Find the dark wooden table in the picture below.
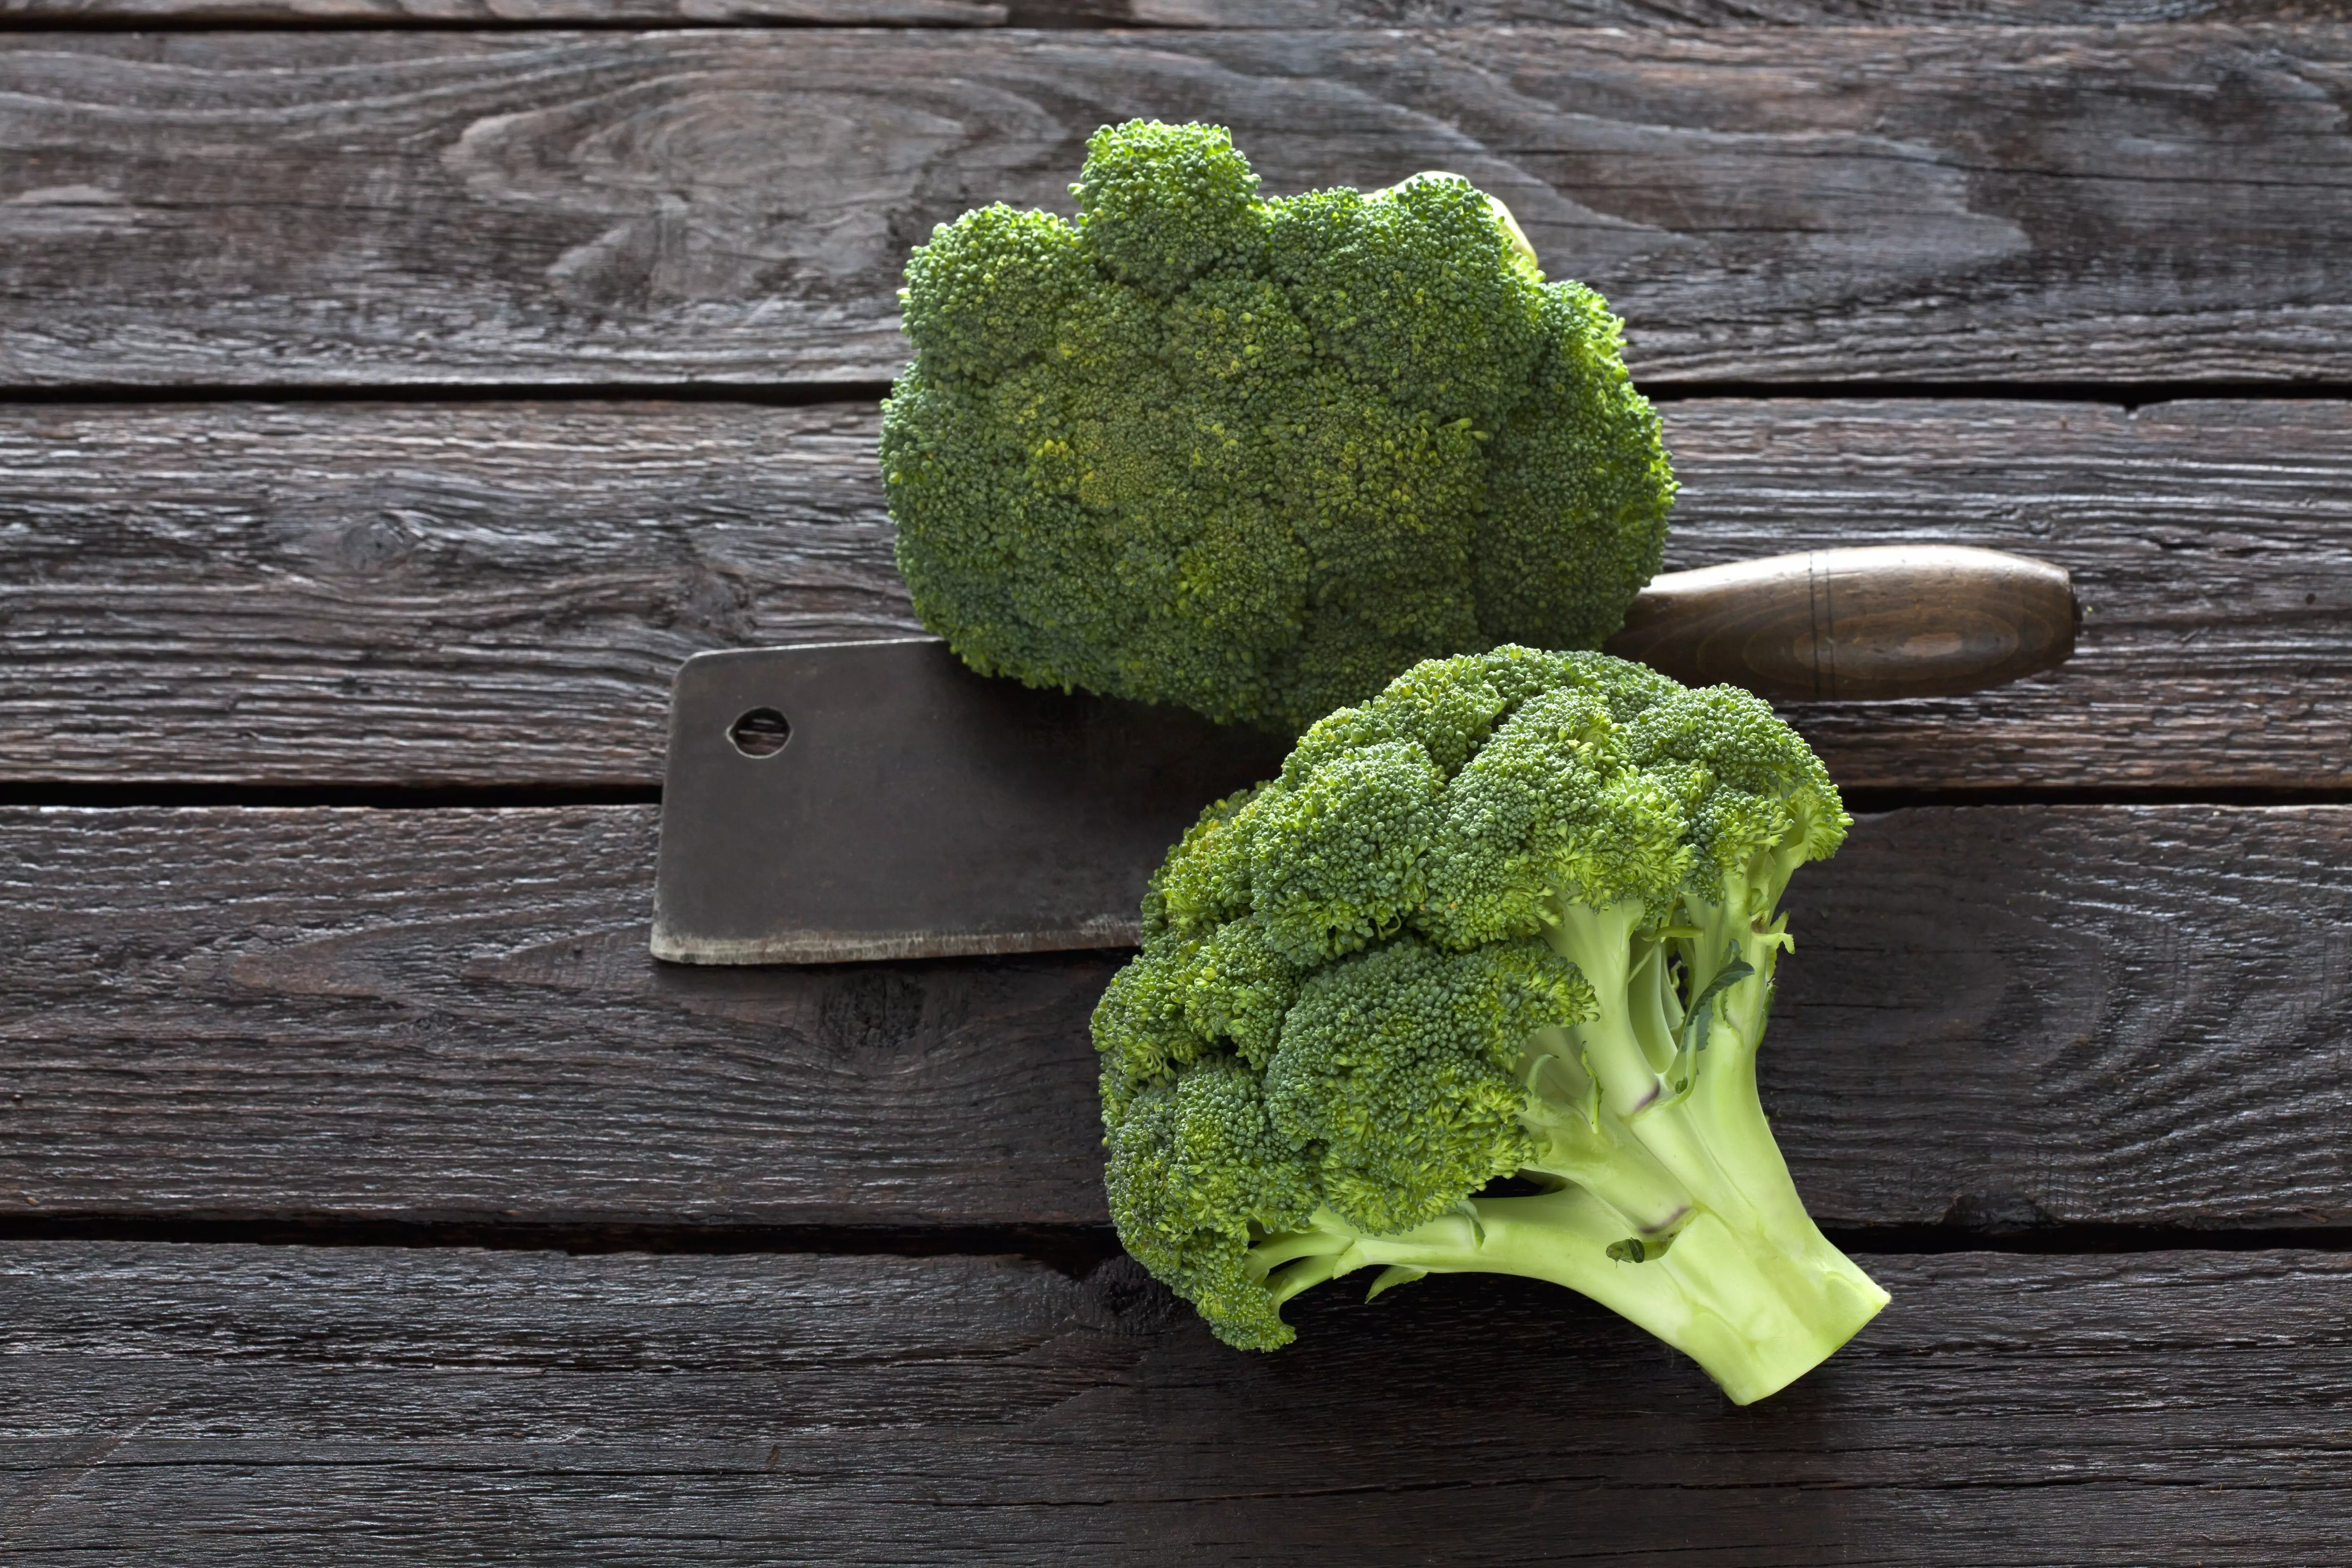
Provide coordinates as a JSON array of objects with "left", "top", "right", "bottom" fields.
[{"left": 5, "top": 3, "right": 2351, "bottom": 1561}]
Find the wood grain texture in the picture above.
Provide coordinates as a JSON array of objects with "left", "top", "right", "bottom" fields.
[
  {"left": 0, "top": 402, "right": 907, "bottom": 789},
  {"left": 6, "top": 397, "right": 2348, "bottom": 789},
  {"left": 5, "top": 27, "right": 2351, "bottom": 387},
  {"left": 4, "top": 1240, "right": 2350, "bottom": 1562},
  {"left": 11, "top": 0, "right": 2341, "bottom": 24},
  {"left": 0, "top": 0, "right": 1013, "bottom": 18},
  {"left": 1665, "top": 398, "right": 2352, "bottom": 787},
  {"left": 5, "top": 802, "right": 2348, "bottom": 1231}
]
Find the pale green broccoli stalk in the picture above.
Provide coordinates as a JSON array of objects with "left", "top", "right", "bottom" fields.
[
  {"left": 882, "top": 120, "right": 1675, "bottom": 733},
  {"left": 1093, "top": 646, "right": 1887, "bottom": 1405}
]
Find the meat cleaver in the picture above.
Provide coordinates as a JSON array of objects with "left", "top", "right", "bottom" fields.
[{"left": 651, "top": 545, "right": 2074, "bottom": 965}]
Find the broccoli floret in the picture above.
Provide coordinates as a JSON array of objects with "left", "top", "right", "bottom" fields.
[
  {"left": 1093, "top": 647, "right": 1888, "bottom": 1405},
  {"left": 882, "top": 121, "right": 1675, "bottom": 732}
]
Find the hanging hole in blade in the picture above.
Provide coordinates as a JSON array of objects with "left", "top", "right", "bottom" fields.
[{"left": 728, "top": 707, "right": 792, "bottom": 758}]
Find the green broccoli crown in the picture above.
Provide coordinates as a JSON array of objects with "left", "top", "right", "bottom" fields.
[
  {"left": 882, "top": 120, "right": 1676, "bottom": 732},
  {"left": 1093, "top": 647, "right": 1870, "bottom": 1382}
]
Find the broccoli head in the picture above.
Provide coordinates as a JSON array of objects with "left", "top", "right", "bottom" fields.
[
  {"left": 1093, "top": 646, "right": 1888, "bottom": 1404},
  {"left": 882, "top": 121, "right": 1676, "bottom": 732}
]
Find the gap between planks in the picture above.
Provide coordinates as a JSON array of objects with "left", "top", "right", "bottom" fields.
[
  {"left": 1, "top": 379, "right": 2349, "bottom": 405},
  {"left": 8, "top": 1212, "right": 2352, "bottom": 1261},
  {"left": 18, "top": 783, "right": 2352, "bottom": 812}
]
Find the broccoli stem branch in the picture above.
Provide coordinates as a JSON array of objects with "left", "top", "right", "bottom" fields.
[
  {"left": 1519, "top": 1030, "right": 1694, "bottom": 1238},
  {"left": 1233, "top": 815, "right": 1883, "bottom": 1399},
  {"left": 1548, "top": 899, "right": 1664, "bottom": 1120},
  {"left": 1399, "top": 876, "right": 1889, "bottom": 1401},
  {"left": 1676, "top": 862, "right": 1852, "bottom": 1264},
  {"left": 1373, "top": 1194, "right": 1881, "bottom": 1401},
  {"left": 1283, "top": 1185, "right": 1885, "bottom": 1406},
  {"left": 1546, "top": 899, "right": 1759, "bottom": 1230}
]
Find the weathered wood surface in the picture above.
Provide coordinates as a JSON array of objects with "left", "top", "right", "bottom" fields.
[
  {"left": 0, "top": 402, "right": 904, "bottom": 789},
  {"left": 1670, "top": 398, "right": 2352, "bottom": 788},
  {"left": 2, "top": 10, "right": 2339, "bottom": 1560},
  {"left": 5, "top": 398, "right": 2345, "bottom": 789},
  {"left": 6, "top": 802, "right": 2347, "bottom": 1231},
  {"left": 10, "top": 0, "right": 2334, "bottom": 25},
  {"left": 0, "top": 0, "right": 1015, "bottom": 18},
  {"left": 0, "top": 0, "right": 1020, "bottom": 16},
  {"left": 5, "top": 28, "right": 2351, "bottom": 387},
  {"left": 4, "top": 1240, "right": 2349, "bottom": 1562}
]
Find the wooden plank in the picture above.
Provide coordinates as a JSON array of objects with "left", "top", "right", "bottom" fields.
[
  {"left": 5, "top": 802, "right": 2349, "bottom": 1231},
  {"left": 0, "top": 0, "right": 2307, "bottom": 26},
  {"left": 1667, "top": 397, "right": 2352, "bottom": 789},
  {"left": 4, "top": 27, "right": 2350, "bottom": 387},
  {"left": 0, "top": 0, "right": 1014, "bottom": 19},
  {"left": 3, "top": 1240, "right": 2349, "bottom": 1562},
  {"left": 0, "top": 402, "right": 908, "bottom": 789},
  {"left": 5, "top": 397, "right": 2347, "bottom": 790}
]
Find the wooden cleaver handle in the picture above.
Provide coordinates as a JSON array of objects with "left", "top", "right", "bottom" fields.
[{"left": 1602, "top": 545, "right": 2076, "bottom": 702}]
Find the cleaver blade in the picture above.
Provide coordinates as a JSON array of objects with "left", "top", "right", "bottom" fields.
[
  {"left": 651, "top": 547, "right": 2078, "bottom": 965},
  {"left": 650, "top": 638, "right": 1293, "bottom": 965}
]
